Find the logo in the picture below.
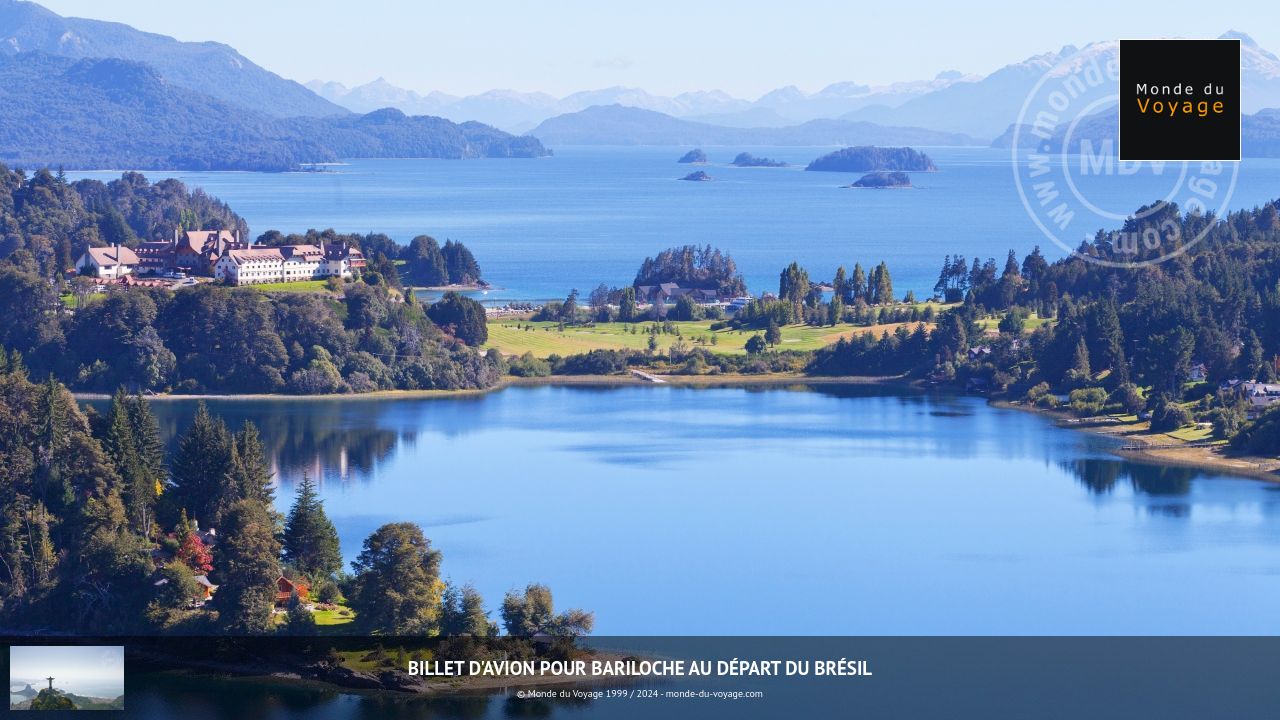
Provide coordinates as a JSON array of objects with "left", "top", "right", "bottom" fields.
[{"left": 1011, "top": 42, "right": 1240, "bottom": 268}]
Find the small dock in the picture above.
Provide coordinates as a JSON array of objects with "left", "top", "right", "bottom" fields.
[{"left": 629, "top": 369, "right": 667, "bottom": 384}]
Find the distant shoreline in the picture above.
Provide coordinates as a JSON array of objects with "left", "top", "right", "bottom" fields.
[
  {"left": 72, "top": 374, "right": 1280, "bottom": 484},
  {"left": 71, "top": 372, "right": 906, "bottom": 402}
]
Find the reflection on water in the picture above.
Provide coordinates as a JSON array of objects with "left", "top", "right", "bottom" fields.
[
  {"left": 92, "top": 385, "right": 1280, "bottom": 635},
  {"left": 1062, "top": 458, "right": 1196, "bottom": 496}
]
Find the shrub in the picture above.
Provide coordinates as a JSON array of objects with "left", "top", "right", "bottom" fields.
[
  {"left": 1150, "top": 400, "right": 1193, "bottom": 432},
  {"left": 1024, "top": 381, "right": 1052, "bottom": 404},
  {"left": 1068, "top": 387, "right": 1107, "bottom": 417},
  {"left": 1109, "top": 383, "right": 1144, "bottom": 414}
]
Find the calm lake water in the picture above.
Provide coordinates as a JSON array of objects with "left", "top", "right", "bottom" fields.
[
  {"left": 110, "top": 385, "right": 1280, "bottom": 636},
  {"left": 68, "top": 148, "right": 1280, "bottom": 303}
]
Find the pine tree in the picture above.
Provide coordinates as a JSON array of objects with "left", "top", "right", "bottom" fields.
[
  {"left": 229, "top": 422, "right": 274, "bottom": 506},
  {"left": 1070, "top": 337, "right": 1092, "bottom": 380},
  {"left": 213, "top": 498, "right": 281, "bottom": 633},
  {"left": 104, "top": 389, "right": 159, "bottom": 537},
  {"left": 618, "top": 287, "right": 637, "bottom": 322},
  {"left": 441, "top": 581, "right": 492, "bottom": 636},
  {"left": 833, "top": 266, "right": 848, "bottom": 303},
  {"left": 850, "top": 263, "right": 867, "bottom": 303},
  {"left": 168, "top": 402, "right": 232, "bottom": 530},
  {"left": 1239, "top": 329, "right": 1265, "bottom": 380},
  {"left": 283, "top": 474, "right": 342, "bottom": 582},
  {"left": 827, "top": 296, "right": 843, "bottom": 326},
  {"left": 125, "top": 394, "right": 164, "bottom": 537},
  {"left": 26, "top": 501, "right": 55, "bottom": 587},
  {"left": 872, "top": 262, "right": 894, "bottom": 305},
  {"left": 764, "top": 321, "right": 782, "bottom": 347}
]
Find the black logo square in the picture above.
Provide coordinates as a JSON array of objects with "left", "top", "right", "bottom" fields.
[{"left": 1119, "top": 39, "right": 1240, "bottom": 161}]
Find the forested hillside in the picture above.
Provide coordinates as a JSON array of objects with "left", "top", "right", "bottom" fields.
[
  {"left": 809, "top": 197, "right": 1280, "bottom": 450},
  {"left": 0, "top": 167, "right": 500, "bottom": 395},
  {"left": 0, "top": 54, "right": 549, "bottom": 171},
  {"left": 0, "top": 0, "right": 344, "bottom": 117}
]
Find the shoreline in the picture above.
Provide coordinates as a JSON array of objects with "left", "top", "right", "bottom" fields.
[
  {"left": 992, "top": 398, "right": 1280, "bottom": 483},
  {"left": 71, "top": 372, "right": 909, "bottom": 402},
  {"left": 73, "top": 374, "right": 1279, "bottom": 483}
]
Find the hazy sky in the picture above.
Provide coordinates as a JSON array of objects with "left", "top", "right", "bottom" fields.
[
  {"left": 9, "top": 646, "right": 124, "bottom": 694},
  {"left": 33, "top": 0, "right": 1280, "bottom": 97}
]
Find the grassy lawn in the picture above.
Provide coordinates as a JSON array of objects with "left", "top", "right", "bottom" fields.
[
  {"left": 313, "top": 605, "right": 356, "bottom": 627},
  {"left": 247, "top": 280, "right": 331, "bottom": 293},
  {"left": 974, "top": 312, "right": 1053, "bottom": 333},
  {"left": 60, "top": 292, "right": 105, "bottom": 309},
  {"left": 487, "top": 319, "right": 931, "bottom": 358},
  {"left": 1166, "top": 425, "right": 1216, "bottom": 442}
]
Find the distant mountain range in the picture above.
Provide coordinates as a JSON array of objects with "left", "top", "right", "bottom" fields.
[
  {"left": 992, "top": 106, "right": 1280, "bottom": 158},
  {"left": 0, "top": 0, "right": 344, "bottom": 118},
  {"left": 312, "top": 32, "right": 1280, "bottom": 141},
  {"left": 307, "top": 73, "right": 975, "bottom": 133},
  {"left": 0, "top": 53, "right": 547, "bottom": 171},
  {"left": 529, "top": 105, "right": 977, "bottom": 147}
]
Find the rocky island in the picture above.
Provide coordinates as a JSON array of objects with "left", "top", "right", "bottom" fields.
[
  {"left": 677, "top": 148, "right": 708, "bottom": 163},
  {"left": 849, "top": 171, "right": 913, "bottom": 188},
  {"left": 731, "top": 152, "right": 787, "bottom": 167},
  {"left": 806, "top": 146, "right": 936, "bottom": 173},
  {"left": 680, "top": 170, "right": 713, "bottom": 181}
]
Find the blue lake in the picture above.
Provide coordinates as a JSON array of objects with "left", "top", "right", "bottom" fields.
[
  {"left": 123, "top": 385, "right": 1280, "bottom": 636},
  {"left": 68, "top": 148, "right": 1280, "bottom": 302}
]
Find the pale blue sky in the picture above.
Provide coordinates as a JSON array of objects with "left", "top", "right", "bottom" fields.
[
  {"left": 9, "top": 645, "right": 124, "bottom": 694},
  {"left": 35, "top": 0, "right": 1280, "bottom": 97}
]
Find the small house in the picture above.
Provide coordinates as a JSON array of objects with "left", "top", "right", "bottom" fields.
[
  {"left": 275, "top": 575, "right": 310, "bottom": 606},
  {"left": 193, "top": 574, "right": 218, "bottom": 601}
]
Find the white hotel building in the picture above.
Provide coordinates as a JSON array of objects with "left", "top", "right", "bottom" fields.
[{"left": 213, "top": 242, "right": 365, "bottom": 285}]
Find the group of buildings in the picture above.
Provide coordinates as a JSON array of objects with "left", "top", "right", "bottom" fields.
[
  {"left": 74, "top": 229, "right": 366, "bottom": 286},
  {"left": 634, "top": 283, "right": 721, "bottom": 305}
]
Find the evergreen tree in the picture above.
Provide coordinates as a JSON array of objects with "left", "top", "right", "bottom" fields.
[
  {"left": 404, "top": 235, "right": 449, "bottom": 286},
  {"left": 1070, "top": 337, "right": 1092, "bottom": 380},
  {"left": 501, "top": 583, "right": 594, "bottom": 637},
  {"left": 284, "top": 591, "right": 317, "bottom": 635},
  {"left": 229, "top": 422, "right": 274, "bottom": 506},
  {"left": 213, "top": 498, "right": 281, "bottom": 634},
  {"left": 618, "top": 287, "right": 638, "bottom": 322},
  {"left": 283, "top": 474, "right": 342, "bottom": 581},
  {"left": 440, "top": 581, "right": 492, "bottom": 636},
  {"left": 850, "top": 263, "right": 867, "bottom": 303},
  {"left": 827, "top": 296, "right": 844, "bottom": 326},
  {"left": 833, "top": 266, "right": 848, "bottom": 304},
  {"left": 778, "top": 262, "right": 810, "bottom": 313},
  {"left": 125, "top": 394, "right": 164, "bottom": 536},
  {"left": 1239, "top": 329, "right": 1266, "bottom": 380},
  {"left": 764, "top": 321, "right": 782, "bottom": 348},
  {"left": 168, "top": 402, "right": 232, "bottom": 529},
  {"left": 870, "top": 262, "right": 894, "bottom": 305}
]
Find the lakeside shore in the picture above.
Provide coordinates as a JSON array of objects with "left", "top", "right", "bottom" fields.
[
  {"left": 74, "top": 373, "right": 1280, "bottom": 483},
  {"left": 71, "top": 372, "right": 906, "bottom": 402},
  {"left": 993, "top": 399, "right": 1280, "bottom": 483}
]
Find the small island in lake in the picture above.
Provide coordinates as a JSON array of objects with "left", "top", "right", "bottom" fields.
[
  {"left": 806, "top": 146, "right": 937, "bottom": 173},
  {"left": 681, "top": 171, "right": 713, "bottom": 181},
  {"left": 731, "top": 152, "right": 787, "bottom": 167},
  {"left": 677, "top": 148, "right": 707, "bottom": 163},
  {"left": 849, "top": 171, "right": 913, "bottom": 188}
]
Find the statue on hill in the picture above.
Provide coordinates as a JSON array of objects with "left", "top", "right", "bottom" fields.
[{"left": 30, "top": 687, "right": 75, "bottom": 711}]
